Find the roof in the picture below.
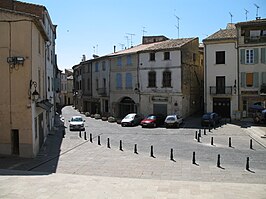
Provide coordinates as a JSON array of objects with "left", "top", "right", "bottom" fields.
[
  {"left": 108, "top": 37, "right": 195, "bottom": 56},
  {"left": 203, "top": 28, "right": 237, "bottom": 42},
  {"left": 236, "top": 18, "right": 266, "bottom": 27}
]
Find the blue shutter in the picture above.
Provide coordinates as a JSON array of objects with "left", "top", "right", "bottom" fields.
[
  {"left": 253, "top": 72, "right": 259, "bottom": 88},
  {"left": 261, "top": 72, "right": 266, "bottom": 84},
  {"left": 125, "top": 73, "right": 132, "bottom": 88},
  {"left": 127, "top": 55, "right": 132, "bottom": 65},
  {"left": 240, "top": 49, "right": 245, "bottom": 64},
  {"left": 116, "top": 73, "right": 122, "bottom": 89},
  {"left": 241, "top": 72, "right": 246, "bottom": 87}
]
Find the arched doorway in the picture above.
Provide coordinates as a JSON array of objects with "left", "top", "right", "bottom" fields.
[{"left": 119, "top": 97, "right": 136, "bottom": 118}]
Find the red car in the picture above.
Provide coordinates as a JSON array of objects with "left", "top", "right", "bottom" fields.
[{"left": 140, "top": 114, "right": 166, "bottom": 128}]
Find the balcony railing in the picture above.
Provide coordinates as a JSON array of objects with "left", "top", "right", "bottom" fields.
[
  {"left": 97, "top": 88, "right": 107, "bottom": 96},
  {"left": 210, "top": 86, "right": 233, "bottom": 95}
]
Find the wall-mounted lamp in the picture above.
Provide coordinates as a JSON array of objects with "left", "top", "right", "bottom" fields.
[
  {"left": 233, "top": 80, "right": 237, "bottom": 94},
  {"left": 7, "top": 56, "right": 25, "bottom": 69},
  {"left": 29, "top": 80, "right": 39, "bottom": 101}
]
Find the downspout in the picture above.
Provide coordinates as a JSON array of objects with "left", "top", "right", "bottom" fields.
[
  {"left": 137, "top": 52, "right": 141, "bottom": 114},
  {"left": 8, "top": 22, "right": 12, "bottom": 127},
  {"left": 236, "top": 28, "right": 240, "bottom": 112},
  {"left": 203, "top": 43, "right": 207, "bottom": 113}
]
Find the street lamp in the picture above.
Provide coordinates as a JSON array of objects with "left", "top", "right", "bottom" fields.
[{"left": 29, "top": 80, "right": 39, "bottom": 101}]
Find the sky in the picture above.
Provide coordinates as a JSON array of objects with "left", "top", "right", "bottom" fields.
[{"left": 26, "top": 0, "right": 266, "bottom": 70}]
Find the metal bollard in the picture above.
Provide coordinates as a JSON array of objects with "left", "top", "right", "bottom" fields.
[
  {"left": 150, "top": 145, "right": 154, "bottom": 157},
  {"left": 84, "top": 132, "right": 87, "bottom": 140},
  {"left": 246, "top": 157, "right": 250, "bottom": 171},
  {"left": 211, "top": 137, "right": 214, "bottom": 146},
  {"left": 79, "top": 130, "right": 82, "bottom": 138},
  {"left": 197, "top": 134, "right": 200, "bottom": 142},
  {"left": 107, "top": 138, "right": 110, "bottom": 148},
  {"left": 134, "top": 144, "right": 138, "bottom": 154},
  {"left": 204, "top": 128, "right": 206, "bottom": 135},
  {"left": 208, "top": 124, "right": 211, "bottom": 132},
  {"left": 119, "top": 140, "right": 123, "bottom": 151},
  {"left": 170, "top": 148, "right": 174, "bottom": 161},
  {"left": 198, "top": 129, "right": 201, "bottom": 137},
  {"left": 250, "top": 139, "right": 253, "bottom": 150},
  {"left": 195, "top": 131, "right": 198, "bottom": 140},
  {"left": 98, "top": 135, "right": 101, "bottom": 145},
  {"left": 192, "top": 151, "right": 196, "bottom": 164},
  {"left": 229, "top": 137, "right": 232, "bottom": 147},
  {"left": 89, "top": 133, "right": 92, "bottom": 142},
  {"left": 217, "top": 154, "right": 221, "bottom": 168}
]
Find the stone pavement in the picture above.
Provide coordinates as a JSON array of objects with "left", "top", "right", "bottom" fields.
[{"left": 1, "top": 107, "right": 266, "bottom": 198}]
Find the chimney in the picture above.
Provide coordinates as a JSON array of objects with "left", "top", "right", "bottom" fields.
[{"left": 114, "top": 45, "right": 116, "bottom": 53}]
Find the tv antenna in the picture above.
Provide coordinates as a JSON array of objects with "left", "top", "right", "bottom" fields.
[
  {"left": 254, "top": 4, "right": 260, "bottom": 18},
  {"left": 126, "top": 33, "right": 135, "bottom": 47},
  {"left": 229, "top": 12, "right": 233, "bottom": 23},
  {"left": 244, "top": 9, "right": 249, "bottom": 21},
  {"left": 142, "top": 26, "right": 147, "bottom": 36},
  {"left": 125, "top": 36, "right": 130, "bottom": 48},
  {"left": 119, "top": 43, "right": 125, "bottom": 50},
  {"left": 174, "top": 15, "right": 180, "bottom": 38}
]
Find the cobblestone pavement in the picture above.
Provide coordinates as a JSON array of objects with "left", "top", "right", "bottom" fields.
[{"left": 1, "top": 106, "right": 266, "bottom": 198}]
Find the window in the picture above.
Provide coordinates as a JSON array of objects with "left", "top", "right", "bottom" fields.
[
  {"left": 162, "top": 71, "right": 171, "bottom": 87},
  {"left": 241, "top": 72, "right": 259, "bottom": 88},
  {"left": 149, "top": 53, "right": 155, "bottom": 61},
  {"left": 117, "top": 57, "right": 122, "bottom": 66},
  {"left": 116, "top": 73, "right": 122, "bottom": 89},
  {"left": 125, "top": 73, "right": 132, "bottom": 89},
  {"left": 102, "top": 61, "right": 106, "bottom": 71},
  {"left": 148, "top": 71, "right": 156, "bottom": 87},
  {"left": 246, "top": 49, "right": 254, "bottom": 64},
  {"left": 216, "top": 51, "right": 225, "bottom": 64},
  {"left": 164, "top": 52, "right": 170, "bottom": 60},
  {"left": 126, "top": 55, "right": 132, "bottom": 65},
  {"left": 95, "top": 62, "right": 99, "bottom": 72},
  {"left": 96, "top": 79, "right": 98, "bottom": 90},
  {"left": 87, "top": 78, "right": 90, "bottom": 91}
]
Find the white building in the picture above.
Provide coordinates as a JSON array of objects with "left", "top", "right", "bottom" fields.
[{"left": 203, "top": 24, "right": 238, "bottom": 119}]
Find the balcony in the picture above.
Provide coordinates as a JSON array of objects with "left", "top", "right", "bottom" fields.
[
  {"left": 97, "top": 88, "right": 107, "bottom": 96},
  {"left": 210, "top": 86, "right": 233, "bottom": 95}
]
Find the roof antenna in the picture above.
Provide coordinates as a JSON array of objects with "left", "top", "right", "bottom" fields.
[
  {"left": 174, "top": 9, "right": 180, "bottom": 39},
  {"left": 254, "top": 4, "right": 260, "bottom": 19},
  {"left": 229, "top": 12, "right": 233, "bottom": 24},
  {"left": 244, "top": 9, "right": 249, "bottom": 21},
  {"left": 126, "top": 33, "right": 135, "bottom": 47},
  {"left": 142, "top": 26, "right": 147, "bottom": 37}
]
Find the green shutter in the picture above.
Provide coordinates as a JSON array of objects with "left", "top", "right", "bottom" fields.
[
  {"left": 241, "top": 72, "right": 246, "bottom": 87},
  {"left": 254, "top": 48, "right": 259, "bottom": 64},
  {"left": 262, "top": 48, "right": 266, "bottom": 64},
  {"left": 253, "top": 72, "right": 259, "bottom": 88},
  {"left": 262, "top": 72, "right": 266, "bottom": 84},
  {"left": 240, "top": 49, "right": 245, "bottom": 64}
]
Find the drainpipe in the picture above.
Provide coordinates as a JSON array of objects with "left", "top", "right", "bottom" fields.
[
  {"left": 203, "top": 43, "right": 207, "bottom": 113},
  {"left": 8, "top": 22, "right": 12, "bottom": 127}
]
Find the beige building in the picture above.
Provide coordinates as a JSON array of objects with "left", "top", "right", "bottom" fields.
[{"left": 0, "top": 1, "right": 55, "bottom": 157}]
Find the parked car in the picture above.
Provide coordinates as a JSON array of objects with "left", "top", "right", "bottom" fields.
[
  {"left": 164, "top": 114, "right": 183, "bottom": 128},
  {"left": 201, "top": 112, "right": 221, "bottom": 127},
  {"left": 121, "top": 113, "right": 143, "bottom": 127},
  {"left": 140, "top": 114, "right": 166, "bottom": 128},
  {"left": 69, "top": 116, "right": 85, "bottom": 131}
]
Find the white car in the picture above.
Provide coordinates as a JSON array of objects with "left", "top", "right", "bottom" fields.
[
  {"left": 69, "top": 116, "right": 85, "bottom": 131},
  {"left": 164, "top": 115, "right": 183, "bottom": 128},
  {"left": 121, "top": 113, "right": 143, "bottom": 127}
]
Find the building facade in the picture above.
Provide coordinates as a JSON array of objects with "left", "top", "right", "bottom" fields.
[
  {"left": 236, "top": 18, "right": 266, "bottom": 118},
  {"left": 203, "top": 24, "right": 238, "bottom": 119},
  {"left": 0, "top": 0, "right": 56, "bottom": 157}
]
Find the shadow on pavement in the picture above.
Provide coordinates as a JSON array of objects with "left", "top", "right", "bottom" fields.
[{"left": 0, "top": 111, "right": 65, "bottom": 175}]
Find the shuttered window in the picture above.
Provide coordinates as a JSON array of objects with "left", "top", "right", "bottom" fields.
[
  {"left": 246, "top": 73, "right": 253, "bottom": 87},
  {"left": 148, "top": 71, "right": 156, "bottom": 87},
  {"left": 262, "top": 48, "right": 266, "bottom": 64},
  {"left": 116, "top": 73, "right": 122, "bottom": 89},
  {"left": 125, "top": 73, "right": 132, "bottom": 89}
]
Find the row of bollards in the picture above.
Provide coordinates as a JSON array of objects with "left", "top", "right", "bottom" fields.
[
  {"left": 195, "top": 130, "right": 254, "bottom": 149},
  {"left": 82, "top": 133, "right": 253, "bottom": 171}
]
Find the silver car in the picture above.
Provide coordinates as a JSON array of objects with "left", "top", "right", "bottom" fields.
[{"left": 164, "top": 115, "right": 183, "bottom": 128}]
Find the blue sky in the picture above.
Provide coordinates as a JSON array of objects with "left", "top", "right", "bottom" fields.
[{"left": 26, "top": 0, "right": 266, "bottom": 70}]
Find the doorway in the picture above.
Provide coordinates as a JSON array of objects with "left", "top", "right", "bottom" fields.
[
  {"left": 216, "top": 76, "right": 225, "bottom": 94},
  {"left": 11, "top": 129, "right": 19, "bottom": 155}
]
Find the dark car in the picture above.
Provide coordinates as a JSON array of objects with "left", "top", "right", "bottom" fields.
[
  {"left": 140, "top": 114, "right": 166, "bottom": 128},
  {"left": 201, "top": 112, "right": 221, "bottom": 127}
]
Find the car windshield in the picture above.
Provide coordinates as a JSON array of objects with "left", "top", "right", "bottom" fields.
[
  {"left": 166, "top": 116, "right": 175, "bottom": 121},
  {"left": 124, "top": 115, "right": 134, "bottom": 119},
  {"left": 202, "top": 114, "right": 211, "bottom": 119},
  {"left": 71, "top": 117, "right": 83, "bottom": 122},
  {"left": 146, "top": 115, "right": 156, "bottom": 120}
]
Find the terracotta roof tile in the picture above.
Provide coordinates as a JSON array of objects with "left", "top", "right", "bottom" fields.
[{"left": 203, "top": 29, "right": 237, "bottom": 42}]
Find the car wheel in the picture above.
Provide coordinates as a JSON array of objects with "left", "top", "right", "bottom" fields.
[{"left": 153, "top": 123, "right": 156, "bottom": 128}]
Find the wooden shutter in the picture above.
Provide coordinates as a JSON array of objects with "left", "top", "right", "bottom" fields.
[
  {"left": 246, "top": 73, "right": 253, "bottom": 87},
  {"left": 261, "top": 72, "right": 266, "bottom": 84},
  {"left": 254, "top": 48, "right": 259, "bottom": 64},
  {"left": 240, "top": 49, "right": 245, "bottom": 64}
]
